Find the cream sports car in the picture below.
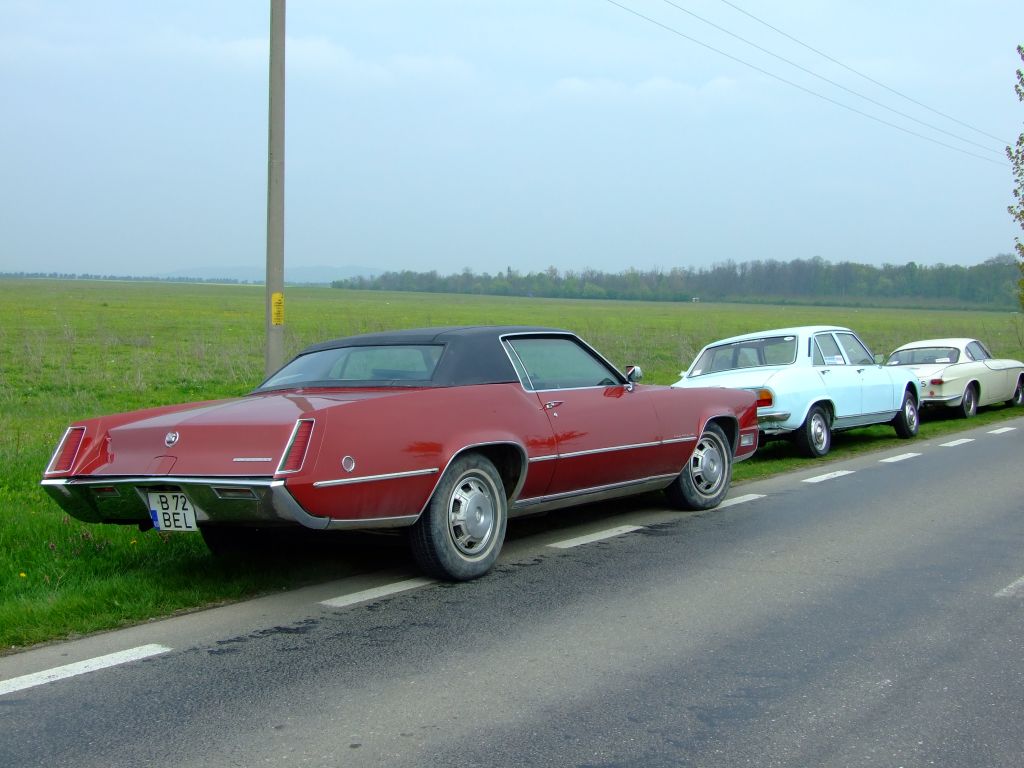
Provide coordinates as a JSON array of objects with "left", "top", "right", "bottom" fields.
[{"left": 886, "top": 338, "right": 1024, "bottom": 418}]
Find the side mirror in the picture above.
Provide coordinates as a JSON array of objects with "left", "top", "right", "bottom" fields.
[
  {"left": 874, "top": 354, "right": 885, "bottom": 365},
  {"left": 625, "top": 365, "right": 643, "bottom": 383}
]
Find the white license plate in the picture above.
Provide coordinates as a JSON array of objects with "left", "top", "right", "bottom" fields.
[{"left": 147, "top": 492, "right": 198, "bottom": 532}]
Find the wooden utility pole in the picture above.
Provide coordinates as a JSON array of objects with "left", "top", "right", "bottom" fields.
[{"left": 265, "top": 0, "right": 286, "bottom": 376}]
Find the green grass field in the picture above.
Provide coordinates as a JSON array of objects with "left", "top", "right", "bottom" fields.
[{"left": 2, "top": 278, "right": 1023, "bottom": 650}]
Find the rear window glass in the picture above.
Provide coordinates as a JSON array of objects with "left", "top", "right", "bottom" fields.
[
  {"left": 887, "top": 347, "right": 960, "bottom": 365},
  {"left": 689, "top": 336, "right": 797, "bottom": 377},
  {"left": 258, "top": 345, "right": 444, "bottom": 389}
]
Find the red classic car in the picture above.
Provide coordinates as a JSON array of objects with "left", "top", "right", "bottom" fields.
[{"left": 42, "top": 326, "right": 759, "bottom": 580}]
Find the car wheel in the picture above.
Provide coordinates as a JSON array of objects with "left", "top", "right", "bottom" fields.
[
  {"left": 958, "top": 383, "right": 978, "bottom": 418},
  {"left": 1007, "top": 376, "right": 1024, "bottom": 407},
  {"left": 795, "top": 405, "right": 831, "bottom": 458},
  {"left": 665, "top": 423, "right": 732, "bottom": 510},
  {"left": 409, "top": 453, "right": 507, "bottom": 581},
  {"left": 893, "top": 389, "right": 919, "bottom": 438}
]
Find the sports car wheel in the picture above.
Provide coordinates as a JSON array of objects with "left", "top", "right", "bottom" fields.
[
  {"left": 958, "top": 384, "right": 978, "bottom": 419},
  {"left": 665, "top": 423, "right": 731, "bottom": 510},
  {"left": 409, "top": 453, "right": 507, "bottom": 581},
  {"left": 893, "top": 389, "right": 919, "bottom": 438},
  {"left": 1007, "top": 376, "right": 1024, "bottom": 407},
  {"left": 795, "top": 405, "right": 831, "bottom": 458}
]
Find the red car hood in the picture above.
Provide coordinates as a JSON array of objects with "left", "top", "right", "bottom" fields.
[{"left": 86, "top": 389, "right": 411, "bottom": 477}]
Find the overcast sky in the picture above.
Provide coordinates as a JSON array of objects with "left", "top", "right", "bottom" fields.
[{"left": 1, "top": 0, "right": 1022, "bottom": 279}]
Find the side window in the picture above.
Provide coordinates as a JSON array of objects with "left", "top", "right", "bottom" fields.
[
  {"left": 814, "top": 334, "right": 845, "bottom": 366},
  {"left": 506, "top": 337, "right": 620, "bottom": 390},
  {"left": 836, "top": 333, "right": 874, "bottom": 365},
  {"left": 966, "top": 341, "right": 990, "bottom": 361}
]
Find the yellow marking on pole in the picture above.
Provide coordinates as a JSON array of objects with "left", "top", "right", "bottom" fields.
[{"left": 271, "top": 291, "right": 285, "bottom": 325}]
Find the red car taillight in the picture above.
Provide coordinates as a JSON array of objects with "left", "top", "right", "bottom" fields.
[
  {"left": 277, "top": 419, "right": 314, "bottom": 474},
  {"left": 929, "top": 378, "right": 944, "bottom": 386},
  {"left": 46, "top": 427, "right": 86, "bottom": 474}
]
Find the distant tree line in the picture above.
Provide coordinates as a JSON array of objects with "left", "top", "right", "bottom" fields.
[
  {"left": 332, "top": 254, "right": 1021, "bottom": 310},
  {"left": 0, "top": 272, "right": 258, "bottom": 285}
]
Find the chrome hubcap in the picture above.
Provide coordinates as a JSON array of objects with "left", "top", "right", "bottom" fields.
[
  {"left": 448, "top": 474, "right": 495, "bottom": 555},
  {"left": 810, "top": 414, "right": 828, "bottom": 450},
  {"left": 690, "top": 435, "right": 724, "bottom": 496}
]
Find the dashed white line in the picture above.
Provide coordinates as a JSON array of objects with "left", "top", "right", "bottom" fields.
[
  {"left": 880, "top": 453, "right": 921, "bottom": 463},
  {"left": 718, "top": 493, "right": 766, "bottom": 508},
  {"left": 0, "top": 644, "right": 171, "bottom": 697},
  {"left": 319, "top": 577, "right": 435, "bottom": 609},
  {"left": 549, "top": 525, "right": 644, "bottom": 549},
  {"left": 803, "top": 470, "right": 855, "bottom": 484},
  {"left": 941, "top": 438, "right": 975, "bottom": 447},
  {"left": 988, "top": 427, "right": 1017, "bottom": 435},
  {"left": 995, "top": 575, "right": 1024, "bottom": 598}
]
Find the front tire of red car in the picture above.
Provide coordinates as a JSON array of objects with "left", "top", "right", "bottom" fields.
[
  {"left": 409, "top": 453, "right": 508, "bottom": 581},
  {"left": 665, "top": 423, "right": 732, "bottom": 511}
]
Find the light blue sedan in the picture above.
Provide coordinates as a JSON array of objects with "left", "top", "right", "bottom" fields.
[{"left": 673, "top": 326, "right": 920, "bottom": 457}]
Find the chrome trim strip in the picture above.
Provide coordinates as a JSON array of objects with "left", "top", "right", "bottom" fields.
[
  {"left": 43, "top": 476, "right": 275, "bottom": 487},
  {"left": 661, "top": 436, "right": 697, "bottom": 445},
  {"left": 309, "top": 513, "right": 420, "bottom": 531},
  {"left": 232, "top": 457, "right": 274, "bottom": 463},
  {"left": 557, "top": 440, "right": 663, "bottom": 460},
  {"left": 528, "top": 454, "right": 558, "bottom": 463},
  {"left": 313, "top": 467, "right": 440, "bottom": 488},
  {"left": 514, "top": 473, "right": 679, "bottom": 509}
]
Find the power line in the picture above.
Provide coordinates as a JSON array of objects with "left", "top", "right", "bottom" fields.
[
  {"left": 603, "top": 0, "right": 1007, "bottom": 167},
  {"left": 658, "top": 0, "right": 1004, "bottom": 155},
  {"left": 715, "top": 0, "right": 1011, "bottom": 147}
]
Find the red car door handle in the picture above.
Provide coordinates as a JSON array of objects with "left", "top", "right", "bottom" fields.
[{"left": 544, "top": 401, "right": 564, "bottom": 410}]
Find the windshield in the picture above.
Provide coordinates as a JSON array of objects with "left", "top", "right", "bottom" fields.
[
  {"left": 258, "top": 344, "right": 444, "bottom": 390},
  {"left": 887, "top": 347, "right": 960, "bottom": 365},
  {"left": 689, "top": 335, "right": 797, "bottom": 377}
]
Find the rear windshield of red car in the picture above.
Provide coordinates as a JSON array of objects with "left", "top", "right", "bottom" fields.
[
  {"left": 258, "top": 344, "right": 445, "bottom": 390},
  {"left": 689, "top": 335, "right": 798, "bottom": 376}
]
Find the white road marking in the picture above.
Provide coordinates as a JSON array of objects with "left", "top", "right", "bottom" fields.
[
  {"left": 549, "top": 525, "right": 644, "bottom": 549},
  {"left": 718, "top": 493, "right": 766, "bottom": 508},
  {"left": 803, "top": 470, "right": 855, "bottom": 484},
  {"left": 0, "top": 644, "right": 171, "bottom": 697},
  {"left": 988, "top": 427, "right": 1016, "bottom": 435},
  {"left": 941, "top": 438, "right": 974, "bottom": 447},
  {"left": 880, "top": 453, "right": 921, "bottom": 463},
  {"left": 995, "top": 575, "right": 1024, "bottom": 598},
  {"left": 320, "top": 577, "right": 435, "bottom": 608}
]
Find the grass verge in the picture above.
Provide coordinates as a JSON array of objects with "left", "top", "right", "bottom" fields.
[{"left": 2, "top": 278, "right": 1022, "bottom": 651}]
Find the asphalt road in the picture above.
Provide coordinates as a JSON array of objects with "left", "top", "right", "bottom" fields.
[{"left": 2, "top": 417, "right": 1023, "bottom": 767}]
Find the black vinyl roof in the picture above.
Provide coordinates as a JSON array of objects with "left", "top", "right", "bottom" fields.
[{"left": 295, "top": 325, "right": 573, "bottom": 387}]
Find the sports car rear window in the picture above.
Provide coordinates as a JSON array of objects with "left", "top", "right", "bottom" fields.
[
  {"left": 689, "top": 335, "right": 797, "bottom": 376},
  {"left": 258, "top": 345, "right": 444, "bottom": 389},
  {"left": 887, "top": 347, "right": 960, "bottom": 365}
]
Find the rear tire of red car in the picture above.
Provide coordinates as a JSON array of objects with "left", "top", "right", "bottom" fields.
[
  {"left": 892, "top": 389, "right": 919, "bottom": 438},
  {"left": 665, "top": 423, "right": 731, "bottom": 510},
  {"left": 409, "top": 453, "right": 508, "bottom": 581},
  {"left": 795, "top": 404, "right": 831, "bottom": 458}
]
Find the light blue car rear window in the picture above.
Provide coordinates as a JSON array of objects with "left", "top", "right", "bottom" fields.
[{"left": 690, "top": 336, "right": 797, "bottom": 376}]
